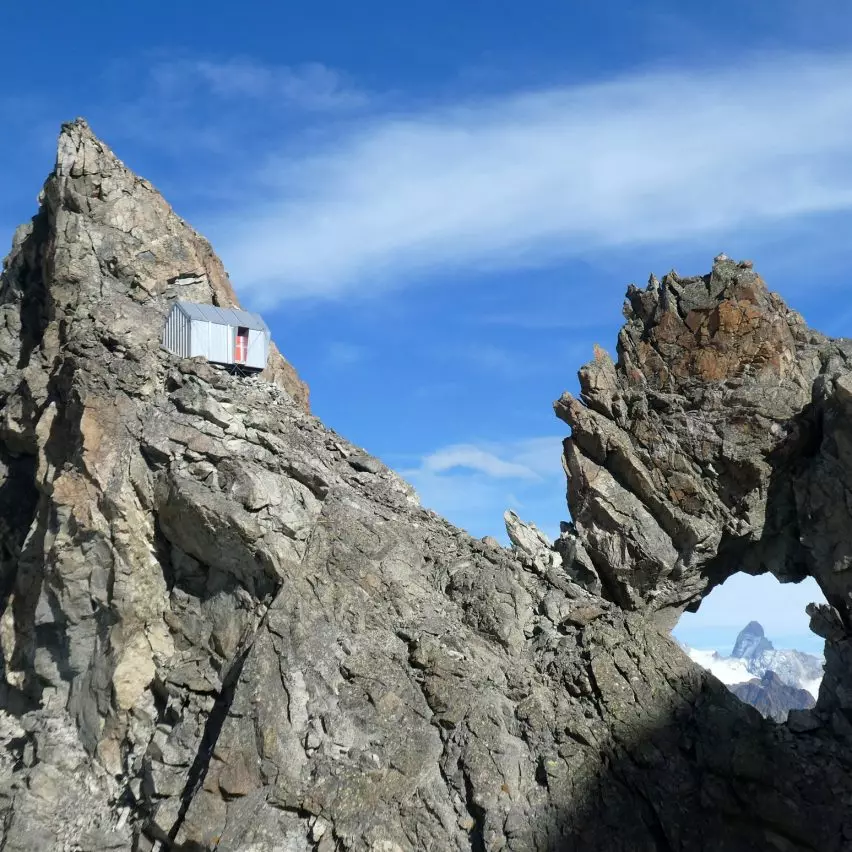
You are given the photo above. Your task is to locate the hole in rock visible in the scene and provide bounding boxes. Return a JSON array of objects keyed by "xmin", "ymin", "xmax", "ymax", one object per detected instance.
[{"xmin": 672, "ymin": 573, "xmax": 827, "ymax": 722}]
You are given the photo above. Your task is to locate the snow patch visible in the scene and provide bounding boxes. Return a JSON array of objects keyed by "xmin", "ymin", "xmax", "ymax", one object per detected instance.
[
  {"xmin": 802, "ymin": 677, "xmax": 822, "ymax": 700},
  {"xmin": 686, "ymin": 648, "xmax": 754, "ymax": 685}
]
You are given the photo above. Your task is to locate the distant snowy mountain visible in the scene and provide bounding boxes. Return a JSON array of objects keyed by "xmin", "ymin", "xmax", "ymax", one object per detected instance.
[
  {"xmin": 680, "ymin": 621, "xmax": 824, "ymax": 720},
  {"xmin": 731, "ymin": 620, "xmax": 774, "ymax": 659},
  {"xmin": 729, "ymin": 621, "xmax": 824, "ymax": 698}
]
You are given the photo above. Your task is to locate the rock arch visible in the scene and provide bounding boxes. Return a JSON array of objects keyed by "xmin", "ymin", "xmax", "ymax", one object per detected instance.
[{"xmin": 555, "ymin": 257, "xmax": 852, "ymax": 716}]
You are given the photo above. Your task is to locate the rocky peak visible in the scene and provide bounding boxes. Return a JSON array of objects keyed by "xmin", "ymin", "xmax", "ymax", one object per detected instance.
[
  {"xmin": 1, "ymin": 117, "xmax": 309, "ymax": 413},
  {"xmin": 2, "ymin": 123, "xmax": 852, "ymax": 851},
  {"xmin": 555, "ymin": 257, "xmax": 849, "ymax": 619},
  {"xmin": 731, "ymin": 620, "xmax": 774, "ymax": 660},
  {"xmin": 618, "ymin": 259, "xmax": 812, "ymax": 388}
]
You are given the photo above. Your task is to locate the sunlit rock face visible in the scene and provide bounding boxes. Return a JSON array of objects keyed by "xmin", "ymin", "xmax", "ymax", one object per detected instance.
[
  {"xmin": 555, "ymin": 258, "xmax": 852, "ymax": 705},
  {"xmin": 557, "ymin": 261, "xmax": 827, "ymax": 615},
  {"xmin": 1, "ymin": 121, "xmax": 852, "ymax": 852}
]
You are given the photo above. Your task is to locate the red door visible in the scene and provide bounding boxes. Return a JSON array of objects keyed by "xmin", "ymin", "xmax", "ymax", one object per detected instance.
[{"xmin": 235, "ymin": 327, "xmax": 248, "ymax": 363}]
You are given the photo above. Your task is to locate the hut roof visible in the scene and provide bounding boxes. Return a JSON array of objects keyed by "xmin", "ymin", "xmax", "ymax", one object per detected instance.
[{"xmin": 174, "ymin": 301, "xmax": 268, "ymax": 332}]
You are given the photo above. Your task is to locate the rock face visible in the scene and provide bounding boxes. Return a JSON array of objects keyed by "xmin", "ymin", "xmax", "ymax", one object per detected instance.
[
  {"xmin": 731, "ymin": 671, "xmax": 816, "ymax": 723},
  {"xmin": 2, "ymin": 122, "xmax": 852, "ymax": 851},
  {"xmin": 504, "ymin": 511, "xmax": 603, "ymax": 596},
  {"xmin": 554, "ymin": 262, "xmax": 852, "ymax": 691}
]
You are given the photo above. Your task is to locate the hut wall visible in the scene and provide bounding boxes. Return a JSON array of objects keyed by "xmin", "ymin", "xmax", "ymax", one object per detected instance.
[
  {"xmin": 245, "ymin": 328, "xmax": 269, "ymax": 370},
  {"xmin": 162, "ymin": 306, "xmax": 191, "ymax": 357},
  {"xmin": 208, "ymin": 322, "xmax": 233, "ymax": 365}
]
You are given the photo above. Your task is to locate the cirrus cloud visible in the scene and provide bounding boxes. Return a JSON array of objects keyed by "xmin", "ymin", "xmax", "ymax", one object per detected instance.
[
  {"xmin": 205, "ymin": 51, "xmax": 852, "ymax": 306},
  {"xmin": 396, "ymin": 437, "xmax": 567, "ymax": 540}
]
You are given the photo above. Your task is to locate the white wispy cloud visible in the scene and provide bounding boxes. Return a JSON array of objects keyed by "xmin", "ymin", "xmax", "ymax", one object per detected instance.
[
  {"xmin": 409, "ymin": 436, "xmax": 564, "ymax": 482},
  {"xmin": 397, "ymin": 437, "xmax": 566, "ymax": 540},
  {"xmin": 420, "ymin": 444, "xmax": 539, "ymax": 480},
  {"xmin": 324, "ymin": 341, "xmax": 368, "ymax": 367},
  {"xmin": 508, "ymin": 437, "xmax": 568, "ymax": 478},
  {"xmin": 94, "ymin": 55, "xmax": 369, "ymax": 162},
  {"xmin": 205, "ymin": 51, "xmax": 852, "ymax": 305},
  {"xmin": 150, "ymin": 58, "xmax": 367, "ymax": 110}
]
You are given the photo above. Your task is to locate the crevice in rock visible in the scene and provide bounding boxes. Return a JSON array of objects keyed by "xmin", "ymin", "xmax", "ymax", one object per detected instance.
[
  {"xmin": 583, "ymin": 548, "xmax": 629, "ymax": 610},
  {"xmin": 165, "ymin": 643, "xmax": 250, "ymax": 845},
  {"xmin": 279, "ymin": 460, "xmax": 330, "ymax": 501},
  {"xmin": 162, "ymin": 583, "xmax": 277, "ymax": 847},
  {"xmin": 11, "ymin": 210, "xmax": 52, "ymax": 371},
  {"xmin": 403, "ymin": 634, "xmax": 484, "ymax": 847},
  {"xmin": 0, "ymin": 449, "xmax": 39, "ymax": 617},
  {"xmin": 460, "ymin": 763, "xmax": 486, "ymax": 852},
  {"xmin": 3, "ymin": 498, "xmax": 50, "ymax": 706}
]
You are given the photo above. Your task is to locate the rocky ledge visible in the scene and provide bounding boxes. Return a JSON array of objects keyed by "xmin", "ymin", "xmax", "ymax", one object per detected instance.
[{"xmin": 1, "ymin": 120, "xmax": 851, "ymax": 852}]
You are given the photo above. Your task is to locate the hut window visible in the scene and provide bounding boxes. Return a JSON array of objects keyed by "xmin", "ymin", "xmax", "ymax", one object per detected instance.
[{"xmin": 235, "ymin": 327, "xmax": 249, "ymax": 363}]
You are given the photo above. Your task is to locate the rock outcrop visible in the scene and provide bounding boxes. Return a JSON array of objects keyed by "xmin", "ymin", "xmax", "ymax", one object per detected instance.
[
  {"xmin": 554, "ymin": 263, "xmax": 852, "ymax": 674},
  {"xmin": 2, "ymin": 122, "xmax": 852, "ymax": 851}
]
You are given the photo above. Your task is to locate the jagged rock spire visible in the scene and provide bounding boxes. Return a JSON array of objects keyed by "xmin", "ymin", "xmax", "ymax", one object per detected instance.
[
  {"xmin": 555, "ymin": 257, "xmax": 834, "ymax": 619},
  {"xmin": 10, "ymin": 117, "xmax": 310, "ymax": 411},
  {"xmin": 732, "ymin": 621, "xmax": 774, "ymax": 660}
]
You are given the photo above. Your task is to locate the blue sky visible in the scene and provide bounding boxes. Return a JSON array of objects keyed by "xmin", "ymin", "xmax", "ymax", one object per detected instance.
[{"xmin": 2, "ymin": 0, "xmax": 847, "ymax": 652}]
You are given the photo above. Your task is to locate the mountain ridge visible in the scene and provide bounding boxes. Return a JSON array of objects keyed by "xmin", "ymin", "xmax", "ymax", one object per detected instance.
[
  {"xmin": 1, "ymin": 119, "xmax": 852, "ymax": 850},
  {"xmin": 731, "ymin": 620, "xmax": 824, "ymax": 697},
  {"xmin": 731, "ymin": 671, "xmax": 816, "ymax": 723},
  {"xmin": 682, "ymin": 620, "xmax": 824, "ymax": 719}
]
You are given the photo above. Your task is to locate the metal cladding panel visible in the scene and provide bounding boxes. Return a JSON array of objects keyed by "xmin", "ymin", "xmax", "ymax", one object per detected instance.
[
  {"xmin": 175, "ymin": 301, "xmax": 268, "ymax": 332},
  {"xmin": 245, "ymin": 329, "xmax": 269, "ymax": 370},
  {"xmin": 189, "ymin": 320, "xmax": 208, "ymax": 358},
  {"xmin": 208, "ymin": 322, "xmax": 232, "ymax": 364},
  {"xmin": 163, "ymin": 305, "xmax": 190, "ymax": 357},
  {"xmin": 162, "ymin": 309, "xmax": 173, "ymax": 354}
]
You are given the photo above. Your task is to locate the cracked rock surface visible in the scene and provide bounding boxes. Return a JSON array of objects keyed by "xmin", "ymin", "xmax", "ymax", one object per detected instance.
[{"xmin": 1, "ymin": 121, "xmax": 852, "ymax": 851}]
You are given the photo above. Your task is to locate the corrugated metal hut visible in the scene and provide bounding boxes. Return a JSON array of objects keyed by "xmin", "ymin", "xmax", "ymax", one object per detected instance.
[{"xmin": 162, "ymin": 301, "xmax": 270, "ymax": 371}]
